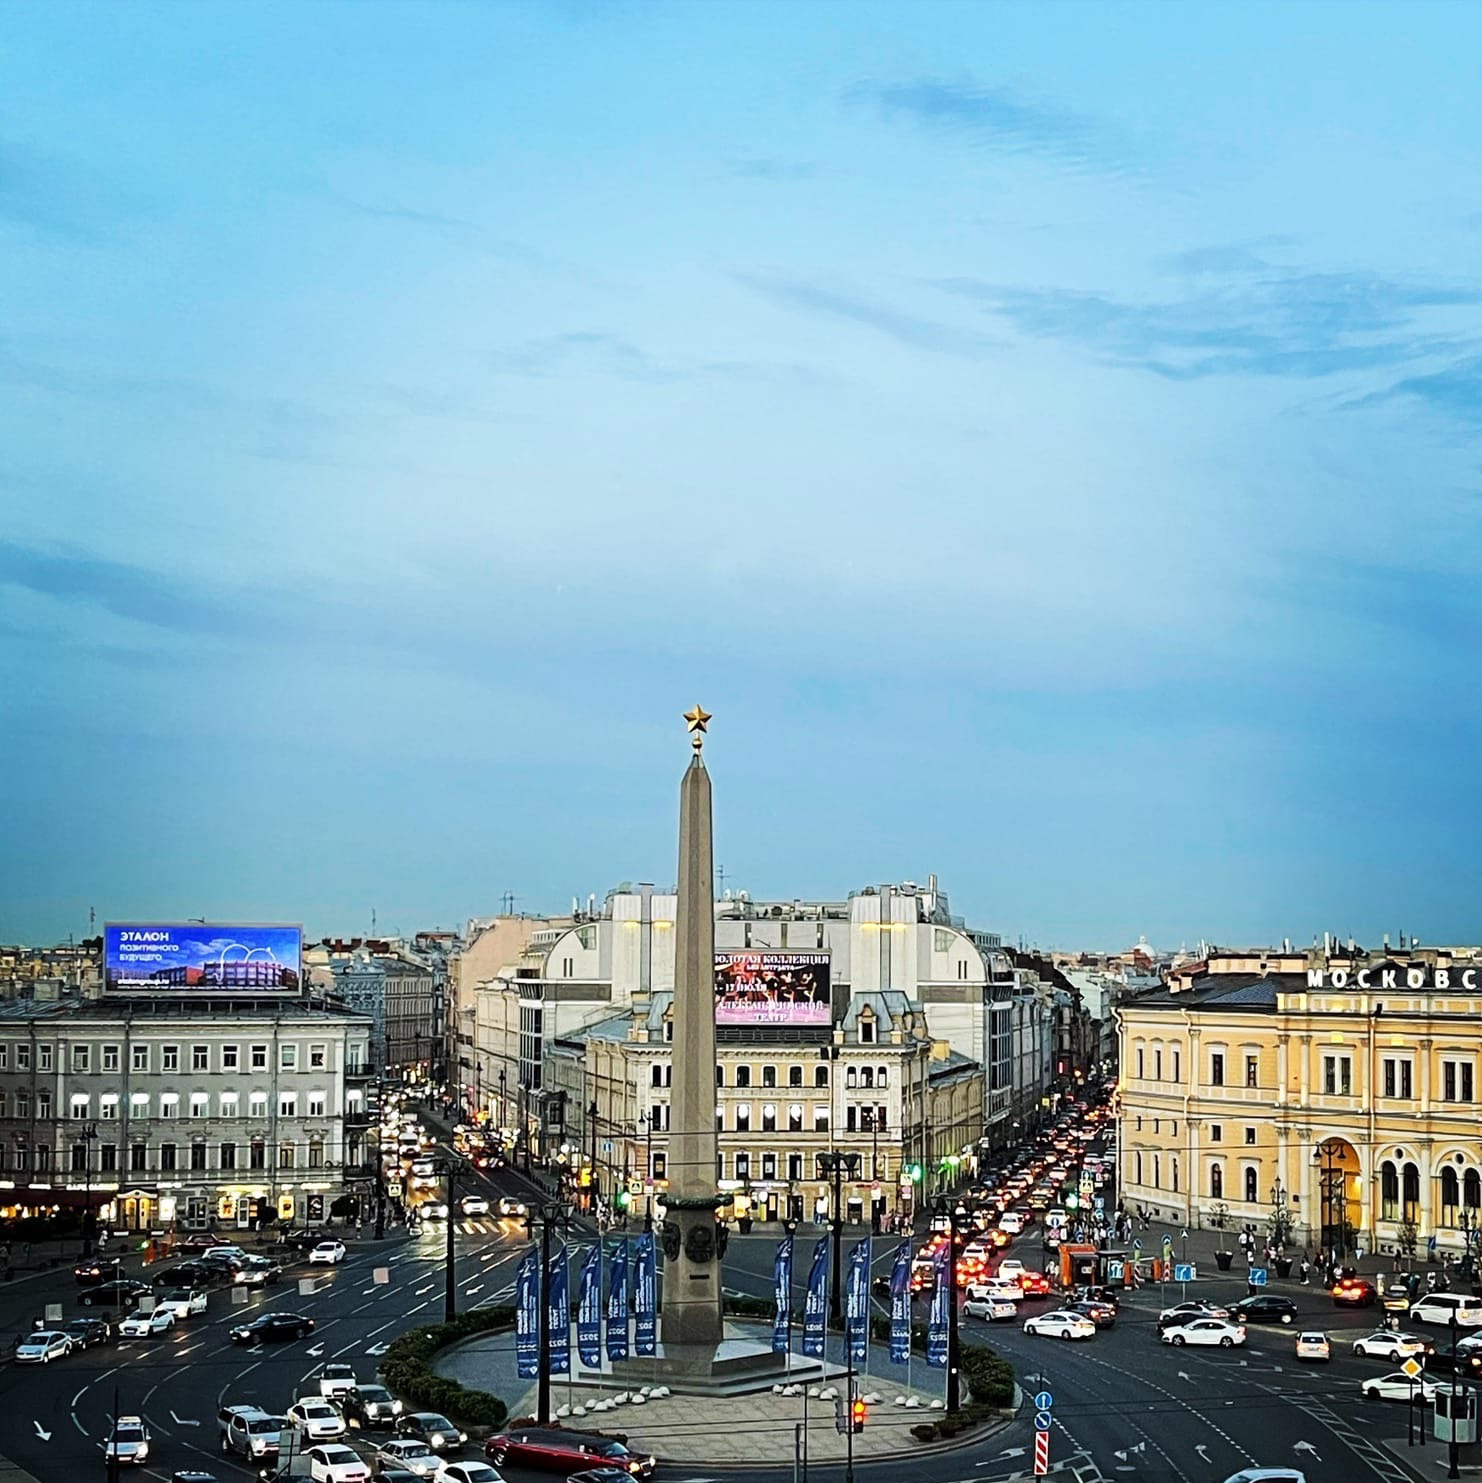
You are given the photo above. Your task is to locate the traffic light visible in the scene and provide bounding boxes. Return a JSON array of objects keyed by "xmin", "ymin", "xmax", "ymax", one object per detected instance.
[
  {"xmin": 851, "ymin": 1397, "xmax": 867, "ymax": 1433},
  {"xmin": 906, "ymin": 1163, "xmax": 924, "ymax": 1184},
  {"xmin": 617, "ymin": 1188, "xmax": 631, "ymax": 1210}
]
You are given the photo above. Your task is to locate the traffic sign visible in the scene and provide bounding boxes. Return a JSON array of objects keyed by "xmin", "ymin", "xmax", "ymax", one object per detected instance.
[
  {"xmin": 1402, "ymin": 1357, "xmax": 1422, "ymax": 1379},
  {"xmin": 1132, "ymin": 1239, "xmax": 1143, "ymax": 1256},
  {"xmin": 1094, "ymin": 1196, "xmax": 1105, "ymax": 1212},
  {"xmin": 1034, "ymin": 1390, "xmax": 1054, "ymax": 1411},
  {"xmin": 1249, "ymin": 1266, "xmax": 1269, "ymax": 1287},
  {"xmin": 1107, "ymin": 1260, "xmax": 1125, "ymax": 1280},
  {"xmin": 1174, "ymin": 1263, "xmax": 1195, "ymax": 1282},
  {"xmin": 627, "ymin": 1178, "xmax": 643, "ymax": 1197},
  {"xmin": 1034, "ymin": 1411, "xmax": 1052, "ymax": 1432},
  {"xmin": 1034, "ymin": 1431, "xmax": 1050, "ymax": 1476}
]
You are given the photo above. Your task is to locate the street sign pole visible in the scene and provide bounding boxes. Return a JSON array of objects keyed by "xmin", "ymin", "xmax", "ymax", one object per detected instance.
[{"xmin": 1033, "ymin": 1390, "xmax": 1053, "ymax": 1477}]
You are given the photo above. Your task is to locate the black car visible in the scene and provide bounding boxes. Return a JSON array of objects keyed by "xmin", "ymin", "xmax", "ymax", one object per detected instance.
[
  {"xmin": 1231, "ymin": 1295, "xmax": 1299, "ymax": 1326},
  {"xmin": 78, "ymin": 1279, "xmax": 152, "ymax": 1309},
  {"xmin": 63, "ymin": 1317, "xmax": 115, "ymax": 1349},
  {"xmin": 73, "ymin": 1259, "xmax": 126, "ymax": 1286},
  {"xmin": 274, "ymin": 1228, "xmax": 328, "ymax": 1252},
  {"xmin": 1424, "ymin": 1336, "xmax": 1482, "ymax": 1378},
  {"xmin": 1071, "ymin": 1285, "xmax": 1121, "ymax": 1310},
  {"xmin": 152, "ymin": 1261, "xmax": 219, "ymax": 1288},
  {"xmin": 395, "ymin": 1413, "xmax": 467, "ymax": 1451},
  {"xmin": 229, "ymin": 1312, "xmax": 316, "ymax": 1345},
  {"xmin": 343, "ymin": 1385, "xmax": 402, "ymax": 1428}
]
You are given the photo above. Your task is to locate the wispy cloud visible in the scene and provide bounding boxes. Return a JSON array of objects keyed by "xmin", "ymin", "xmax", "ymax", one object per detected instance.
[
  {"xmin": 939, "ymin": 269, "xmax": 1482, "ymax": 380},
  {"xmin": 325, "ymin": 191, "xmax": 550, "ymax": 268},
  {"xmin": 737, "ymin": 273, "xmax": 998, "ymax": 357},
  {"xmin": 845, "ymin": 75, "xmax": 1136, "ymax": 176},
  {"xmin": 1156, "ymin": 239, "xmax": 1293, "ymax": 277},
  {"xmin": 489, "ymin": 331, "xmax": 679, "ymax": 382},
  {"xmin": 1357, "ymin": 355, "xmax": 1482, "ymax": 428},
  {"xmin": 0, "ymin": 138, "xmax": 132, "ymax": 243}
]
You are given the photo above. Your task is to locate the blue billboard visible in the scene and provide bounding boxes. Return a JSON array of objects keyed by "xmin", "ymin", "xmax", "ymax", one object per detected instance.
[{"xmin": 104, "ymin": 923, "xmax": 302, "ymax": 992}]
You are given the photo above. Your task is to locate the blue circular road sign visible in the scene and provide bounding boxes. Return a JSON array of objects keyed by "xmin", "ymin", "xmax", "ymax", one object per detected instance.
[
  {"xmin": 1034, "ymin": 1390, "xmax": 1054, "ymax": 1411},
  {"xmin": 1035, "ymin": 1411, "xmax": 1053, "ymax": 1432}
]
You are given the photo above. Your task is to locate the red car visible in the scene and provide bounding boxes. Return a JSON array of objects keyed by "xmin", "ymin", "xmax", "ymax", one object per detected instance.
[
  {"xmin": 1018, "ymin": 1272, "xmax": 1054, "ymax": 1298},
  {"xmin": 1333, "ymin": 1277, "xmax": 1378, "ymax": 1307},
  {"xmin": 485, "ymin": 1428, "xmax": 655, "ymax": 1477}
]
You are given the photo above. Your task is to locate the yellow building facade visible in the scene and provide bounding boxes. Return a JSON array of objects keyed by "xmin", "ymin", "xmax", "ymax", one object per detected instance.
[{"xmin": 1117, "ymin": 950, "xmax": 1482, "ymax": 1258}]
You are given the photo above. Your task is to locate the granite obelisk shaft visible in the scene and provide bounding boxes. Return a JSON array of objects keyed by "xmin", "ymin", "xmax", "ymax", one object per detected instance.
[{"xmin": 663, "ymin": 750, "xmax": 723, "ymax": 1348}]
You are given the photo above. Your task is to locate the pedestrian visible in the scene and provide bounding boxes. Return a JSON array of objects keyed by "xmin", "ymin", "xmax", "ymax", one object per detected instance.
[{"xmin": 1299, "ymin": 1258, "xmax": 1310, "ymax": 1285}]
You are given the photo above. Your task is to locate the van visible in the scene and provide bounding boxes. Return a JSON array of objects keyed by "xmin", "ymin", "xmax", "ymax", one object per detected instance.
[{"xmin": 1409, "ymin": 1293, "xmax": 1482, "ymax": 1328}]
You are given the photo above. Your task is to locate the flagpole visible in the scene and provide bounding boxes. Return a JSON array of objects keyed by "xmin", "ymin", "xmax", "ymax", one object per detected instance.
[{"xmin": 565, "ymin": 1246, "xmax": 574, "ymax": 1417}]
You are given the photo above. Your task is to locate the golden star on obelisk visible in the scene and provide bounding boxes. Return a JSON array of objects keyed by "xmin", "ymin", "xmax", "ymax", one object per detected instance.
[{"xmin": 683, "ymin": 704, "xmax": 712, "ymax": 750}]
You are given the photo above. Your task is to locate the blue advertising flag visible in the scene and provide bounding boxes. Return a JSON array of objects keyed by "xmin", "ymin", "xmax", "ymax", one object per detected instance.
[
  {"xmin": 888, "ymin": 1240, "xmax": 912, "ymax": 1364},
  {"xmin": 926, "ymin": 1246, "xmax": 950, "ymax": 1367},
  {"xmin": 515, "ymin": 1247, "xmax": 540, "ymax": 1379},
  {"xmin": 846, "ymin": 1238, "xmax": 870, "ymax": 1364},
  {"xmin": 548, "ymin": 1249, "xmax": 571, "ymax": 1375},
  {"xmin": 577, "ymin": 1244, "xmax": 603, "ymax": 1369},
  {"xmin": 772, "ymin": 1235, "xmax": 794, "ymax": 1355},
  {"xmin": 634, "ymin": 1233, "xmax": 657, "ymax": 1357},
  {"xmin": 802, "ymin": 1236, "xmax": 829, "ymax": 1359},
  {"xmin": 606, "ymin": 1240, "xmax": 630, "ymax": 1363}
]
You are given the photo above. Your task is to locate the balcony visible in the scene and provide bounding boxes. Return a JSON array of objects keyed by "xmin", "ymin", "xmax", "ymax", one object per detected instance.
[{"xmin": 345, "ymin": 1062, "xmax": 375, "ymax": 1083}]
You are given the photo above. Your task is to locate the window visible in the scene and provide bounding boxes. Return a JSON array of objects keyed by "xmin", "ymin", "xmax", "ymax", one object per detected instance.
[
  {"xmin": 1210, "ymin": 1124, "xmax": 1222, "ymax": 1143},
  {"xmin": 160, "ymin": 1142, "xmax": 177, "ymax": 1171},
  {"xmin": 307, "ymin": 1092, "xmax": 326, "ymax": 1118},
  {"xmin": 70, "ymin": 1094, "xmax": 89, "ymax": 1120},
  {"xmin": 102, "ymin": 1045, "xmax": 119, "ymax": 1072},
  {"xmin": 0, "ymin": 1044, "xmax": 7, "ymax": 1070},
  {"xmin": 1245, "ymin": 1126, "xmax": 1256, "ymax": 1145},
  {"xmin": 159, "ymin": 1093, "xmax": 179, "ymax": 1119},
  {"xmin": 250, "ymin": 1139, "xmax": 266, "ymax": 1170},
  {"xmin": 1154, "ymin": 1049, "xmax": 1162, "ymax": 1080},
  {"xmin": 34, "ymin": 1145, "xmax": 50, "ymax": 1172},
  {"xmin": 1443, "ymin": 1060, "xmax": 1475, "ymax": 1103},
  {"xmin": 1244, "ymin": 1166, "xmax": 1258, "ymax": 1202},
  {"xmin": 278, "ymin": 1142, "xmax": 295, "ymax": 1169},
  {"xmin": 859, "ymin": 1016, "xmax": 876, "ymax": 1045},
  {"xmin": 130, "ymin": 1143, "xmax": 147, "ymax": 1171},
  {"xmin": 220, "ymin": 1092, "xmax": 239, "ymax": 1118},
  {"xmin": 1210, "ymin": 1052, "xmax": 1225, "ymax": 1087},
  {"xmin": 309, "ymin": 1043, "xmax": 326, "ymax": 1069},
  {"xmin": 249, "ymin": 1092, "xmax": 268, "ymax": 1119},
  {"xmin": 735, "ymin": 1065, "xmax": 752, "ymax": 1089},
  {"xmin": 788, "ymin": 1153, "xmax": 803, "ymax": 1181},
  {"xmin": 1466, "ymin": 1170, "xmax": 1481, "ymax": 1211},
  {"xmin": 250, "ymin": 1045, "xmax": 267, "ymax": 1071},
  {"xmin": 99, "ymin": 1144, "xmax": 117, "ymax": 1171},
  {"xmin": 192, "ymin": 1045, "xmax": 209, "ymax": 1072},
  {"xmin": 162, "ymin": 1045, "xmax": 179, "ymax": 1073},
  {"xmin": 735, "ymin": 1104, "xmax": 752, "ymax": 1133},
  {"xmin": 1135, "ymin": 1151, "xmax": 1143, "ymax": 1183},
  {"xmin": 220, "ymin": 1141, "xmax": 237, "ymax": 1170},
  {"xmin": 814, "ymin": 1065, "xmax": 828, "ymax": 1087},
  {"xmin": 651, "ymin": 1064, "xmax": 664, "ymax": 1088},
  {"xmin": 308, "ymin": 1138, "xmax": 324, "ymax": 1169},
  {"xmin": 1172, "ymin": 1048, "xmax": 1181, "ymax": 1082},
  {"xmin": 1383, "ymin": 1057, "xmax": 1413, "ymax": 1099},
  {"xmin": 1210, "ymin": 1163, "xmax": 1224, "ymax": 1198},
  {"xmin": 279, "ymin": 1092, "xmax": 297, "ymax": 1118},
  {"xmin": 877, "ymin": 1067, "xmax": 888, "ymax": 1088},
  {"xmin": 72, "ymin": 1045, "xmax": 91, "ymax": 1073},
  {"xmin": 651, "ymin": 1152, "xmax": 666, "ymax": 1179},
  {"xmin": 1171, "ymin": 1156, "xmax": 1179, "ymax": 1193},
  {"xmin": 663, "ymin": 1020, "xmax": 673, "ymax": 1043},
  {"xmin": 788, "ymin": 1104, "xmax": 803, "ymax": 1133},
  {"xmin": 280, "ymin": 1044, "xmax": 298, "ymax": 1071},
  {"xmin": 1245, "ymin": 1055, "xmax": 1258, "ymax": 1088},
  {"xmin": 190, "ymin": 1094, "xmax": 209, "ymax": 1119},
  {"xmin": 814, "ymin": 1106, "xmax": 829, "ymax": 1132},
  {"xmin": 36, "ymin": 1090, "xmax": 51, "ymax": 1120},
  {"xmin": 761, "ymin": 1152, "xmax": 776, "ymax": 1180},
  {"xmin": 1152, "ymin": 1154, "xmax": 1160, "ymax": 1188},
  {"xmin": 1442, "ymin": 1167, "xmax": 1460, "ymax": 1225},
  {"xmin": 130, "ymin": 1092, "xmax": 149, "ymax": 1116},
  {"xmin": 131, "ymin": 1045, "xmax": 148, "ymax": 1073},
  {"xmin": 1403, "ymin": 1162, "xmax": 1421, "ymax": 1222},
  {"xmin": 788, "ymin": 1065, "xmax": 803, "ymax": 1087},
  {"xmin": 70, "ymin": 1142, "xmax": 90, "ymax": 1173},
  {"xmin": 715, "ymin": 1065, "xmax": 724, "ymax": 1087},
  {"xmin": 846, "ymin": 1066, "xmax": 857, "ymax": 1090},
  {"xmin": 762, "ymin": 1065, "xmax": 776, "ymax": 1088},
  {"xmin": 1322, "ymin": 1053, "xmax": 1352, "ymax": 1096},
  {"xmin": 735, "ymin": 1152, "xmax": 750, "ymax": 1180},
  {"xmin": 190, "ymin": 1142, "xmax": 208, "ymax": 1171},
  {"xmin": 222, "ymin": 1045, "xmax": 239, "ymax": 1071},
  {"xmin": 761, "ymin": 1104, "xmax": 777, "ymax": 1133},
  {"xmin": 0, "ymin": 1091, "xmax": 6, "ymax": 1117},
  {"xmin": 38, "ymin": 1044, "xmax": 53, "ymax": 1072},
  {"xmin": 1381, "ymin": 1160, "xmax": 1399, "ymax": 1221},
  {"xmin": 16, "ymin": 1044, "xmax": 31, "ymax": 1072},
  {"xmin": 846, "ymin": 1107, "xmax": 858, "ymax": 1133}
]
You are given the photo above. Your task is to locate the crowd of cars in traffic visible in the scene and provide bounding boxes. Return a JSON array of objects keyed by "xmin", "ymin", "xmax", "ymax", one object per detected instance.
[{"xmin": 382, "ymin": 1104, "xmax": 527, "ymax": 1224}]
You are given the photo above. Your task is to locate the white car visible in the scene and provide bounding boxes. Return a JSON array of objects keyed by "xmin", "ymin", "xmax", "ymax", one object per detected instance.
[
  {"xmin": 119, "ymin": 1307, "xmax": 176, "ymax": 1337},
  {"xmin": 156, "ymin": 1287, "xmax": 209, "ymax": 1318},
  {"xmin": 1362, "ymin": 1372, "xmax": 1439, "ymax": 1404},
  {"xmin": 309, "ymin": 1240, "xmax": 348, "ymax": 1265},
  {"xmin": 320, "ymin": 1363, "xmax": 359, "ymax": 1399},
  {"xmin": 1024, "ymin": 1310, "xmax": 1096, "ymax": 1340},
  {"xmin": 998, "ymin": 1212, "xmax": 1025, "ymax": 1234},
  {"xmin": 307, "ymin": 1443, "xmax": 371, "ymax": 1483},
  {"xmin": 965, "ymin": 1296, "xmax": 1019, "ymax": 1322},
  {"xmin": 1162, "ymin": 1317, "xmax": 1246, "ymax": 1348},
  {"xmin": 290, "ymin": 1400, "xmax": 349, "ymax": 1439},
  {"xmin": 1353, "ymin": 1330, "xmax": 1432, "ymax": 1360},
  {"xmin": 998, "ymin": 1258, "xmax": 1026, "ymax": 1280},
  {"xmin": 420, "ymin": 1201, "xmax": 450, "ymax": 1220},
  {"xmin": 441, "ymin": 1465, "xmax": 503, "ymax": 1483},
  {"xmin": 15, "ymin": 1330, "xmax": 72, "ymax": 1363},
  {"xmin": 104, "ymin": 1416, "xmax": 151, "ymax": 1467},
  {"xmin": 1295, "ymin": 1331, "xmax": 1331, "ymax": 1362},
  {"xmin": 496, "ymin": 1198, "xmax": 527, "ymax": 1219},
  {"xmin": 1158, "ymin": 1300, "xmax": 1231, "ymax": 1325},
  {"xmin": 374, "ymin": 1439, "xmax": 446, "ymax": 1476},
  {"xmin": 459, "ymin": 1195, "xmax": 490, "ymax": 1217}
]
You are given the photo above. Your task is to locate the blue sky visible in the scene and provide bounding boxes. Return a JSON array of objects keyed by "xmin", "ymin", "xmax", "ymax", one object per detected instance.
[{"xmin": 3, "ymin": 1, "xmax": 1480, "ymax": 951}]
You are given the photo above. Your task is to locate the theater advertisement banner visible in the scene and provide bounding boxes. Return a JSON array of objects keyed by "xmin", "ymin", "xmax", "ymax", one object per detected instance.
[
  {"xmin": 104, "ymin": 923, "xmax": 303, "ymax": 992},
  {"xmin": 714, "ymin": 950, "xmax": 831, "ymax": 1026}
]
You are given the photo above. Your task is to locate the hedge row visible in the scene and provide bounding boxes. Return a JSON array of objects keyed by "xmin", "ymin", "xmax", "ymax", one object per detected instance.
[{"xmin": 380, "ymin": 1304, "xmax": 515, "ymax": 1427}]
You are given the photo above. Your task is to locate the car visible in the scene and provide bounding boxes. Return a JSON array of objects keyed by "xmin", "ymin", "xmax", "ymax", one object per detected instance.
[
  {"xmin": 156, "ymin": 1287, "xmax": 210, "ymax": 1318},
  {"xmin": 171, "ymin": 1472, "xmax": 222, "ymax": 1483},
  {"xmin": 1380, "ymin": 1281, "xmax": 1413, "ymax": 1313},
  {"xmin": 1023, "ymin": 1310, "xmax": 1096, "ymax": 1341},
  {"xmin": 1018, "ymin": 1272, "xmax": 1053, "ymax": 1297},
  {"xmin": 291, "ymin": 1400, "xmax": 349, "ymax": 1440},
  {"xmin": 964, "ymin": 1296, "xmax": 1019, "ymax": 1321},
  {"xmin": 231, "ymin": 1256, "xmax": 283, "ymax": 1286},
  {"xmin": 397, "ymin": 1414, "xmax": 469, "ymax": 1451},
  {"xmin": 344, "ymin": 1384, "xmax": 405, "ymax": 1428},
  {"xmin": 105, "ymin": 1416, "xmax": 152, "ymax": 1467},
  {"xmin": 1162, "ymin": 1317, "xmax": 1247, "ymax": 1348},
  {"xmin": 230, "ymin": 1312, "xmax": 316, "ymax": 1344},
  {"xmin": 308, "ymin": 1444, "xmax": 372, "ymax": 1483},
  {"xmin": 74, "ymin": 1258, "xmax": 125, "ymax": 1286},
  {"xmin": 459, "ymin": 1195, "xmax": 490, "ymax": 1217},
  {"xmin": 997, "ymin": 1258, "xmax": 1026, "ymax": 1280},
  {"xmin": 375, "ymin": 1470, "xmax": 425, "ymax": 1483},
  {"xmin": 154, "ymin": 1260, "xmax": 221, "ymax": 1289},
  {"xmin": 1231, "ymin": 1295, "xmax": 1299, "ymax": 1326},
  {"xmin": 218, "ymin": 1406, "xmax": 283, "ymax": 1461},
  {"xmin": 119, "ymin": 1307, "xmax": 177, "ymax": 1337},
  {"xmin": 320, "ymin": 1364, "xmax": 360, "ymax": 1399},
  {"xmin": 565, "ymin": 1472, "xmax": 634, "ymax": 1483},
  {"xmin": 997, "ymin": 1212, "xmax": 1025, "ymax": 1234},
  {"xmin": 1353, "ymin": 1330, "xmax": 1433, "ymax": 1360},
  {"xmin": 1409, "ymin": 1293, "xmax": 1482, "ymax": 1328},
  {"xmin": 15, "ymin": 1329, "xmax": 72, "ymax": 1363},
  {"xmin": 79, "ymin": 1278, "xmax": 152, "ymax": 1309},
  {"xmin": 63, "ymin": 1317, "xmax": 114, "ymax": 1349},
  {"xmin": 1332, "ymin": 1277, "xmax": 1379, "ymax": 1307},
  {"xmin": 1220, "ymin": 1472, "xmax": 1306, "ymax": 1483},
  {"xmin": 1071, "ymin": 1285, "xmax": 1120, "ymax": 1310},
  {"xmin": 310, "ymin": 1240, "xmax": 348, "ymax": 1265},
  {"xmin": 440, "ymin": 1466, "xmax": 504, "ymax": 1483},
  {"xmin": 200, "ymin": 1246, "xmax": 250, "ymax": 1269},
  {"xmin": 420, "ymin": 1201, "xmax": 450, "ymax": 1220},
  {"xmin": 1295, "ymin": 1331, "xmax": 1331, "ymax": 1362},
  {"xmin": 277, "ymin": 1228, "xmax": 332, "ymax": 1252},
  {"xmin": 1070, "ymin": 1300, "xmax": 1116, "ymax": 1329},
  {"xmin": 1362, "ymin": 1372, "xmax": 1439, "ymax": 1404},
  {"xmin": 1157, "ymin": 1300, "xmax": 1230, "ymax": 1328},
  {"xmin": 374, "ymin": 1439, "xmax": 446, "ymax": 1477},
  {"xmin": 485, "ymin": 1428, "xmax": 656, "ymax": 1476}
]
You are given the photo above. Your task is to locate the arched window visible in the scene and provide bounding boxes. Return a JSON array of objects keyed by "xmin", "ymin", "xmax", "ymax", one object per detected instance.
[
  {"xmin": 1466, "ymin": 1169, "xmax": 1482, "ymax": 1211},
  {"xmin": 860, "ymin": 1068, "xmax": 874, "ymax": 1089},
  {"xmin": 1381, "ymin": 1160, "xmax": 1399, "ymax": 1221},
  {"xmin": 1152, "ymin": 1154, "xmax": 1161, "ymax": 1188},
  {"xmin": 1210, "ymin": 1163, "xmax": 1224, "ymax": 1199},
  {"xmin": 1442, "ymin": 1167, "xmax": 1460, "ymax": 1225},
  {"xmin": 1136, "ymin": 1045, "xmax": 1145, "ymax": 1079},
  {"xmin": 1171, "ymin": 1156, "xmax": 1179, "ymax": 1194},
  {"xmin": 736, "ymin": 1065, "xmax": 752, "ymax": 1088},
  {"xmin": 1244, "ymin": 1166, "xmax": 1258, "ymax": 1203},
  {"xmin": 1403, "ymin": 1162, "xmax": 1421, "ymax": 1222},
  {"xmin": 814, "ymin": 1065, "xmax": 828, "ymax": 1087},
  {"xmin": 1135, "ymin": 1151, "xmax": 1143, "ymax": 1184}
]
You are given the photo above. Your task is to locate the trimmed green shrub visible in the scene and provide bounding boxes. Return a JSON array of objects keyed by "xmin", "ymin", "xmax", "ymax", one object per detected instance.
[{"xmin": 379, "ymin": 1304, "xmax": 514, "ymax": 1428}]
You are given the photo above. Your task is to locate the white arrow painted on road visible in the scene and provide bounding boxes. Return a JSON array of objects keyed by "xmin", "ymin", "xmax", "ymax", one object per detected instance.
[
  {"xmin": 366, "ymin": 1342, "xmax": 390, "ymax": 1356},
  {"xmin": 169, "ymin": 1412, "xmax": 201, "ymax": 1427},
  {"xmin": 34, "ymin": 1423, "xmax": 51, "ymax": 1442},
  {"xmin": 1294, "ymin": 1442, "xmax": 1322, "ymax": 1462},
  {"xmin": 1176, "ymin": 1371, "xmax": 1194, "ymax": 1384},
  {"xmin": 999, "ymin": 1448, "xmax": 1027, "ymax": 1459},
  {"xmin": 306, "ymin": 1343, "xmax": 326, "ymax": 1357},
  {"xmin": 1195, "ymin": 1446, "xmax": 1211, "ymax": 1464}
]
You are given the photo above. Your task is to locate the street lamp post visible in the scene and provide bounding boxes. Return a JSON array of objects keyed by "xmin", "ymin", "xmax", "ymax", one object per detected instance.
[
  {"xmin": 528, "ymin": 1199, "xmax": 576, "ymax": 1425},
  {"xmin": 432, "ymin": 1155, "xmax": 469, "ymax": 1322},
  {"xmin": 588, "ymin": 1099, "xmax": 600, "ymax": 1212},
  {"xmin": 498, "ymin": 1067, "xmax": 507, "ymax": 1136},
  {"xmin": 1314, "ymin": 1141, "xmax": 1343, "ymax": 1260},
  {"xmin": 79, "ymin": 1121, "xmax": 100, "ymax": 1256},
  {"xmin": 816, "ymin": 1151, "xmax": 861, "ymax": 1321},
  {"xmin": 638, "ymin": 1113, "xmax": 654, "ymax": 1230}
]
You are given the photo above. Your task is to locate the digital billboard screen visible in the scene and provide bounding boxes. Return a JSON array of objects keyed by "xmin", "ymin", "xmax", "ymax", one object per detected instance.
[
  {"xmin": 104, "ymin": 924, "xmax": 303, "ymax": 993},
  {"xmin": 714, "ymin": 951, "xmax": 831, "ymax": 1026}
]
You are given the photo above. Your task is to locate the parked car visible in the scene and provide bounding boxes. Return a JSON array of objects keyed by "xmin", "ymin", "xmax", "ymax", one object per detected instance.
[
  {"xmin": 230, "ymin": 1312, "xmax": 316, "ymax": 1344},
  {"xmin": 1023, "ymin": 1310, "xmax": 1096, "ymax": 1341},
  {"xmin": 1162, "ymin": 1318, "xmax": 1246, "ymax": 1348},
  {"xmin": 1353, "ymin": 1330, "xmax": 1433, "ymax": 1361},
  {"xmin": 308, "ymin": 1444, "xmax": 372, "ymax": 1483},
  {"xmin": 290, "ymin": 1400, "xmax": 349, "ymax": 1440},
  {"xmin": 119, "ymin": 1307, "xmax": 177, "ymax": 1337},
  {"xmin": 343, "ymin": 1385, "xmax": 404, "ymax": 1428},
  {"xmin": 309, "ymin": 1241, "xmax": 348, "ymax": 1265},
  {"xmin": 396, "ymin": 1414, "xmax": 468, "ymax": 1452},
  {"xmin": 15, "ymin": 1330, "xmax": 73, "ymax": 1364},
  {"xmin": 79, "ymin": 1279, "xmax": 152, "ymax": 1309},
  {"xmin": 1362, "ymin": 1372, "xmax": 1439, "ymax": 1404},
  {"xmin": 484, "ymin": 1428, "xmax": 656, "ymax": 1477},
  {"xmin": 565, "ymin": 1471, "xmax": 634, "ymax": 1483},
  {"xmin": 104, "ymin": 1416, "xmax": 152, "ymax": 1467},
  {"xmin": 1295, "ymin": 1331, "xmax": 1331, "ymax": 1362},
  {"xmin": 1230, "ymin": 1295, "xmax": 1299, "ymax": 1326},
  {"xmin": 62, "ymin": 1317, "xmax": 114, "ymax": 1350}
]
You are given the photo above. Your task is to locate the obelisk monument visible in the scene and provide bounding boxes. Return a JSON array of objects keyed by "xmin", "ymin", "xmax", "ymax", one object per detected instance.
[{"xmin": 661, "ymin": 704, "xmax": 725, "ymax": 1352}]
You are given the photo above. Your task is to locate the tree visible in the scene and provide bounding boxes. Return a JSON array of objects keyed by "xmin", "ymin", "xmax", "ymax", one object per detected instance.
[
  {"xmin": 1397, "ymin": 1216, "xmax": 1418, "ymax": 1266},
  {"xmin": 1209, "ymin": 1201, "xmax": 1232, "ymax": 1255},
  {"xmin": 1267, "ymin": 1186, "xmax": 1293, "ymax": 1250}
]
